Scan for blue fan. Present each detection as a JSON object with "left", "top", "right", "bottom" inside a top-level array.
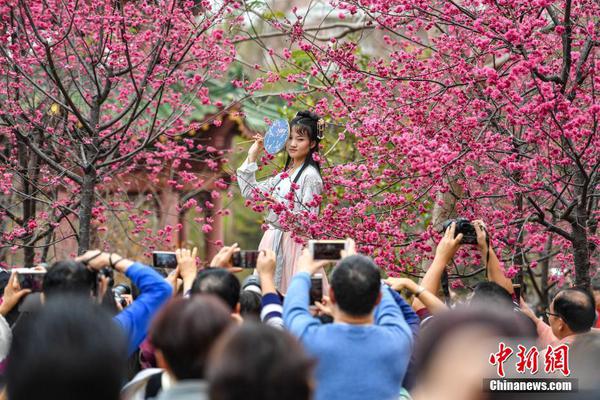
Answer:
[{"left": 264, "top": 119, "right": 290, "bottom": 155}]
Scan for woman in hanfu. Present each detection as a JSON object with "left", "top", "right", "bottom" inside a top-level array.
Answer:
[{"left": 237, "top": 111, "right": 326, "bottom": 293}]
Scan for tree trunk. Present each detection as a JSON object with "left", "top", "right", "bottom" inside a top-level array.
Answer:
[
  {"left": 78, "top": 169, "right": 97, "bottom": 255},
  {"left": 571, "top": 209, "right": 590, "bottom": 290}
]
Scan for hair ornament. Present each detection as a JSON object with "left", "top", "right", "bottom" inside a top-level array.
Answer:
[{"left": 317, "top": 118, "right": 325, "bottom": 140}]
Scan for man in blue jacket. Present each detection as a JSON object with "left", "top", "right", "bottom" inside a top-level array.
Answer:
[
  {"left": 283, "top": 249, "right": 413, "bottom": 400},
  {"left": 41, "top": 250, "right": 172, "bottom": 355}
]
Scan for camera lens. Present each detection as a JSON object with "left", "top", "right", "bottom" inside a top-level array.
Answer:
[{"left": 112, "top": 284, "right": 131, "bottom": 296}]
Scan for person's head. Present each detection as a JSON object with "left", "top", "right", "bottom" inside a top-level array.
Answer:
[
  {"left": 208, "top": 322, "right": 314, "bottom": 400},
  {"left": 286, "top": 111, "right": 322, "bottom": 172},
  {"left": 413, "top": 307, "right": 537, "bottom": 400},
  {"left": 469, "top": 281, "right": 514, "bottom": 310},
  {"left": 548, "top": 287, "right": 595, "bottom": 339},
  {"left": 191, "top": 268, "right": 240, "bottom": 312},
  {"left": 239, "top": 290, "right": 262, "bottom": 320},
  {"left": 569, "top": 332, "right": 600, "bottom": 396},
  {"left": 329, "top": 255, "right": 382, "bottom": 318},
  {"left": 150, "top": 295, "right": 231, "bottom": 381},
  {"left": 43, "top": 260, "right": 96, "bottom": 298},
  {"left": 7, "top": 295, "right": 127, "bottom": 400}
]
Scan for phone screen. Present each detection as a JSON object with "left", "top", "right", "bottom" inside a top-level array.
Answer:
[
  {"left": 310, "top": 274, "right": 323, "bottom": 305},
  {"left": 152, "top": 252, "right": 178, "bottom": 269},
  {"left": 312, "top": 241, "right": 346, "bottom": 260},
  {"left": 232, "top": 251, "right": 259, "bottom": 269},
  {"left": 17, "top": 273, "right": 45, "bottom": 292}
]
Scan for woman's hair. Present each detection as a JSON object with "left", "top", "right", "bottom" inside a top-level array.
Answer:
[
  {"left": 208, "top": 322, "right": 315, "bottom": 400},
  {"left": 150, "top": 295, "right": 232, "bottom": 380},
  {"left": 285, "top": 110, "right": 323, "bottom": 183}
]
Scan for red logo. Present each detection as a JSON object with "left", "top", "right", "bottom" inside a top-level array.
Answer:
[{"left": 489, "top": 343, "right": 570, "bottom": 377}]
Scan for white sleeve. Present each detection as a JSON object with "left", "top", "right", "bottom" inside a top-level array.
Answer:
[
  {"left": 296, "top": 172, "right": 323, "bottom": 215},
  {"left": 236, "top": 159, "right": 279, "bottom": 200}
]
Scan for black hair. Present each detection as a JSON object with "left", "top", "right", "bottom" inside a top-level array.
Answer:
[
  {"left": 150, "top": 296, "right": 231, "bottom": 380},
  {"left": 7, "top": 295, "right": 127, "bottom": 400},
  {"left": 208, "top": 322, "right": 315, "bottom": 400},
  {"left": 330, "top": 255, "right": 381, "bottom": 316},
  {"left": 470, "top": 281, "right": 514, "bottom": 309},
  {"left": 43, "top": 260, "right": 96, "bottom": 298},
  {"left": 285, "top": 111, "right": 323, "bottom": 184},
  {"left": 191, "top": 268, "right": 240, "bottom": 311},
  {"left": 553, "top": 287, "right": 595, "bottom": 333},
  {"left": 239, "top": 290, "right": 262, "bottom": 319}
]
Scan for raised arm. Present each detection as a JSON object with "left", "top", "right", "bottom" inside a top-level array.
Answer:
[
  {"left": 412, "top": 223, "right": 462, "bottom": 312},
  {"left": 77, "top": 251, "right": 172, "bottom": 355},
  {"left": 237, "top": 134, "right": 279, "bottom": 200},
  {"left": 473, "top": 220, "right": 514, "bottom": 295},
  {"left": 374, "top": 285, "right": 413, "bottom": 347},
  {"left": 283, "top": 249, "right": 328, "bottom": 338},
  {"left": 257, "top": 249, "right": 284, "bottom": 329},
  {"left": 385, "top": 277, "right": 448, "bottom": 316}
]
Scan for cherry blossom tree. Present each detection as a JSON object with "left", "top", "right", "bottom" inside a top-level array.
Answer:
[
  {"left": 236, "top": 0, "right": 599, "bottom": 293},
  {"left": 0, "top": 0, "right": 240, "bottom": 265}
]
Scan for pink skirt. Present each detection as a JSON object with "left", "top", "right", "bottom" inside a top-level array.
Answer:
[{"left": 258, "top": 227, "right": 330, "bottom": 294}]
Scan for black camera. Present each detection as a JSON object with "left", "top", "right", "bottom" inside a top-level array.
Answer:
[
  {"left": 112, "top": 284, "right": 131, "bottom": 308},
  {"left": 442, "top": 218, "right": 478, "bottom": 245}
]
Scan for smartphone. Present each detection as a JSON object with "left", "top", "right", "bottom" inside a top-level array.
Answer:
[
  {"left": 152, "top": 251, "right": 178, "bottom": 269},
  {"left": 308, "top": 240, "right": 347, "bottom": 261},
  {"left": 14, "top": 269, "right": 46, "bottom": 292},
  {"left": 310, "top": 273, "right": 323, "bottom": 305},
  {"left": 232, "top": 250, "right": 260, "bottom": 269}
]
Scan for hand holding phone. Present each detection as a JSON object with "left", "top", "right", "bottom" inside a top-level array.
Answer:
[
  {"left": 152, "top": 251, "right": 178, "bottom": 269},
  {"left": 13, "top": 268, "right": 46, "bottom": 292},
  {"left": 308, "top": 240, "right": 348, "bottom": 261},
  {"left": 232, "top": 250, "right": 260, "bottom": 269},
  {"left": 0, "top": 271, "right": 35, "bottom": 316}
]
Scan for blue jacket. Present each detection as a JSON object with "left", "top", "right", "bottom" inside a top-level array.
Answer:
[
  {"left": 113, "top": 263, "right": 172, "bottom": 355},
  {"left": 284, "top": 272, "right": 413, "bottom": 400}
]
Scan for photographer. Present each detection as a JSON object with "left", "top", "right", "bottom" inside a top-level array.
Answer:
[
  {"left": 413, "top": 220, "right": 515, "bottom": 320},
  {"left": 41, "top": 250, "right": 173, "bottom": 356},
  {"left": 283, "top": 249, "right": 413, "bottom": 400}
]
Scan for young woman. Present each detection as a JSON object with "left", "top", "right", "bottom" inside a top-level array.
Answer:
[{"left": 237, "top": 111, "right": 324, "bottom": 293}]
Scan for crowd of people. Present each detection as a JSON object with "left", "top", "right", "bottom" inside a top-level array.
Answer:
[{"left": 0, "top": 221, "right": 598, "bottom": 400}]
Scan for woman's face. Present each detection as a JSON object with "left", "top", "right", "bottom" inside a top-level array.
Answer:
[{"left": 286, "top": 126, "right": 314, "bottom": 162}]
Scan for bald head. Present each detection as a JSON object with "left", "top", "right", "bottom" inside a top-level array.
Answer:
[{"left": 552, "top": 288, "right": 596, "bottom": 334}]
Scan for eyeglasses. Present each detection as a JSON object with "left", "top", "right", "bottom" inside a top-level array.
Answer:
[{"left": 545, "top": 311, "right": 561, "bottom": 319}]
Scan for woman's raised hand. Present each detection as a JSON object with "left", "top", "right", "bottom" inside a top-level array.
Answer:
[{"left": 248, "top": 134, "right": 264, "bottom": 163}]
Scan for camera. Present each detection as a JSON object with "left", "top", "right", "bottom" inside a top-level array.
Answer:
[
  {"left": 308, "top": 240, "right": 347, "bottom": 261},
  {"left": 152, "top": 251, "right": 178, "bottom": 269},
  {"left": 442, "top": 218, "right": 478, "bottom": 245},
  {"left": 112, "top": 284, "right": 131, "bottom": 308},
  {"left": 232, "top": 251, "right": 260, "bottom": 269},
  {"left": 14, "top": 269, "right": 45, "bottom": 292}
]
